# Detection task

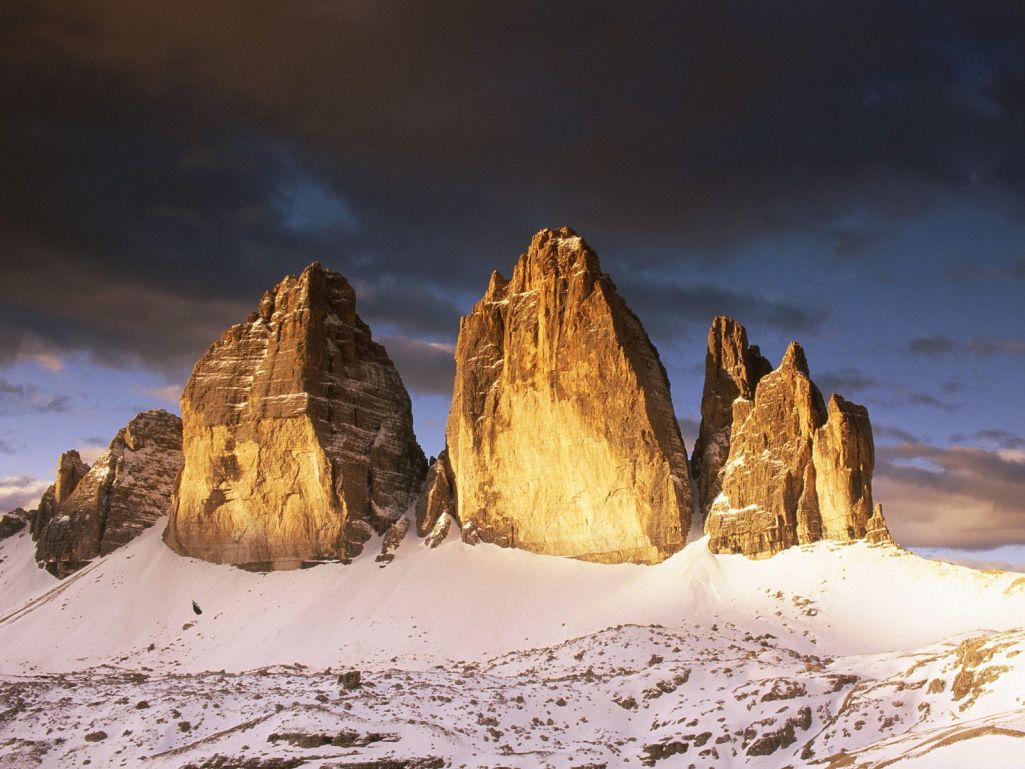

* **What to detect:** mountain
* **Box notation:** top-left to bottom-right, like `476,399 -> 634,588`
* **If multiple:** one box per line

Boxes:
704,338 -> 890,558
164,263 -> 427,570
32,410 -> 182,577
431,227 -> 693,564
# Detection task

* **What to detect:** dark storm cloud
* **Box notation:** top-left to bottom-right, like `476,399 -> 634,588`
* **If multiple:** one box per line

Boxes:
813,366 -> 959,413
616,276 -> 828,340
876,441 -> 1025,548
379,336 -> 456,397
1,0 -> 1024,378
816,368 -> 882,396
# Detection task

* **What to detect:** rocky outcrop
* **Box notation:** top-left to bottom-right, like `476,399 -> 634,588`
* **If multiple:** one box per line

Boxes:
704,334 -> 890,559
415,451 -> 455,540
705,342 -> 826,558
691,316 -> 771,516
0,508 -> 31,540
441,227 -> 693,564
866,504 -> 894,545
814,394 -> 874,540
34,410 -> 183,577
30,450 -> 89,539
165,263 -> 427,569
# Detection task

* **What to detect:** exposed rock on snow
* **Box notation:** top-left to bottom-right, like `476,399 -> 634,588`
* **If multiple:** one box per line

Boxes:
814,393 -> 876,540
34,410 -> 183,577
414,450 -> 455,540
30,450 -> 89,539
691,315 -> 772,516
866,503 -> 894,545
164,263 -> 426,569
442,227 -> 693,564
704,338 -> 890,558
0,508 -> 30,540
1,523 -> 1024,768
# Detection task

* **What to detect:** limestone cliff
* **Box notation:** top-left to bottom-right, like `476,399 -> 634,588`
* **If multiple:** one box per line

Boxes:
440,227 -> 693,564
702,328 -> 892,559
415,450 -> 455,541
30,450 -> 89,539
705,342 -> 827,558
691,316 -> 771,516
814,394 -> 875,541
34,410 -> 183,577
165,263 -> 427,569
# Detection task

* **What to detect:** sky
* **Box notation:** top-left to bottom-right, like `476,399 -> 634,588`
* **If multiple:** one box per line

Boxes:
1,1 -> 1024,565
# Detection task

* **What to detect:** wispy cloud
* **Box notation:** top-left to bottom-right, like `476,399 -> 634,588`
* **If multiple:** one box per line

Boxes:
906,334 -> 1025,357
876,441 -> 1025,549
0,378 -> 71,416
0,475 -> 50,512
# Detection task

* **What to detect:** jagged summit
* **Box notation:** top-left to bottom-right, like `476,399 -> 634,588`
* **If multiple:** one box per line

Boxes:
691,315 -> 772,516
34,409 -> 183,577
428,228 -> 693,564
700,319 -> 891,559
165,262 -> 426,570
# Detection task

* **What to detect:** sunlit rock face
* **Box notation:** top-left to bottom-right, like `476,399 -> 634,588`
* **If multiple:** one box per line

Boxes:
164,263 -> 426,570
691,316 -> 771,517
702,331 -> 891,559
442,227 -> 693,564
814,394 -> 875,541
35,410 -> 183,577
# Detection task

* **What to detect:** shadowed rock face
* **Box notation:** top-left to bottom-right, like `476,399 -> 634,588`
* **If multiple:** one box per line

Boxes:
0,508 -> 31,540
416,450 -> 455,541
165,263 -> 426,569
691,316 -> 772,517
703,331 -> 891,559
439,227 -> 693,564
34,410 -> 183,577
30,450 -> 90,539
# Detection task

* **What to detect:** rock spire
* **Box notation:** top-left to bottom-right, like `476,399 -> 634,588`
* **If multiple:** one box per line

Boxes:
429,227 -> 693,564
164,263 -> 427,569
691,316 -> 772,516
701,322 -> 891,558
34,410 -> 183,577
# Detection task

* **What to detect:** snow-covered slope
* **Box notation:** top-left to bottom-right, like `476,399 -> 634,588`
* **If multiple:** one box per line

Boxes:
2,520 -> 1025,767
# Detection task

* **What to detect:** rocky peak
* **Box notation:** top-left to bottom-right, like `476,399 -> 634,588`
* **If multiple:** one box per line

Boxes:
34,409 -> 183,577
703,329 -> 890,559
814,394 -> 875,541
165,262 -> 426,570
432,228 -> 693,564
54,450 -> 90,506
31,450 -> 90,539
691,316 -> 772,515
